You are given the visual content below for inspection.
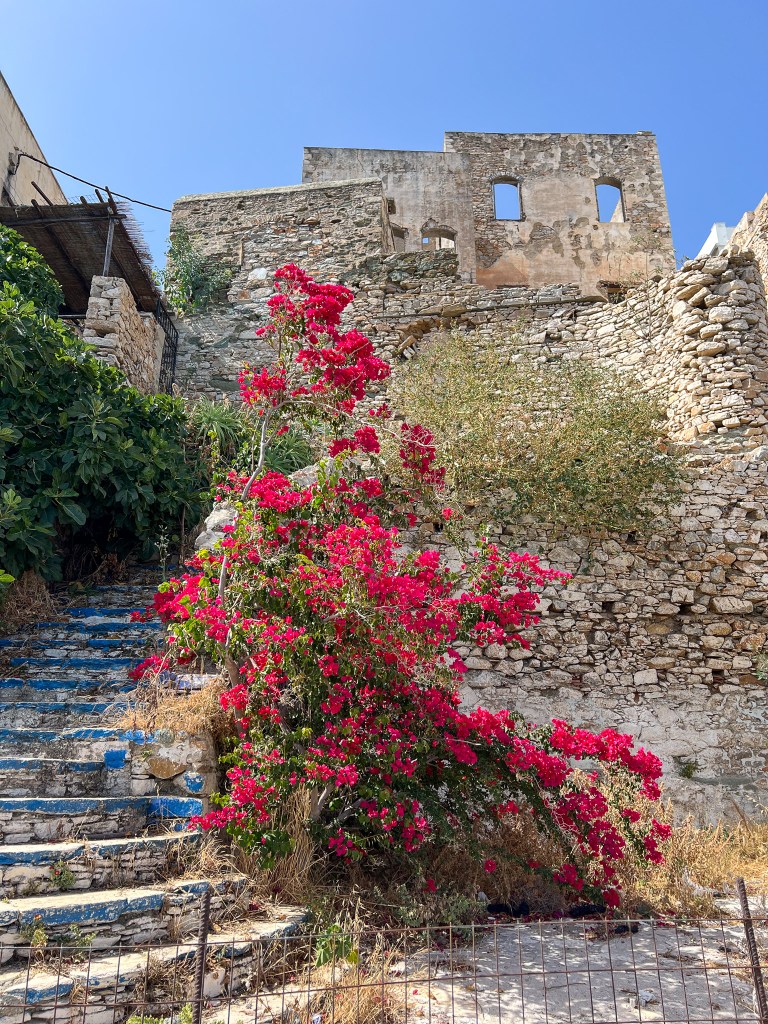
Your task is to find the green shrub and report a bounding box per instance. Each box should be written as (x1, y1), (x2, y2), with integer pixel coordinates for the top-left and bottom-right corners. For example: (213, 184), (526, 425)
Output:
(391, 329), (685, 532)
(189, 396), (314, 477)
(0, 226), (206, 580)
(155, 227), (232, 315)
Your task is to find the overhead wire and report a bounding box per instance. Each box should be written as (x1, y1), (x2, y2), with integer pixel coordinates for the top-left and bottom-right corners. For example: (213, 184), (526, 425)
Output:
(16, 153), (172, 212)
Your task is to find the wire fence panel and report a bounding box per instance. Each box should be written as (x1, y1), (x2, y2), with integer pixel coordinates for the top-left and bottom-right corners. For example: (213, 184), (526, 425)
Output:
(0, 915), (766, 1024)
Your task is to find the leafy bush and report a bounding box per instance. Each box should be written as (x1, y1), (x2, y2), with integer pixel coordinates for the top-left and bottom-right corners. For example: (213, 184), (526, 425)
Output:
(143, 265), (670, 909)
(390, 330), (685, 532)
(0, 226), (206, 579)
(0, 227), (62, 316)
(188, 396), (314, 477)
(155, 227), (232, 316)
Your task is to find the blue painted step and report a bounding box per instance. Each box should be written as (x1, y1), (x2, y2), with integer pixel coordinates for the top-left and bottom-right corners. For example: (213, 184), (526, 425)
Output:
(0, 874), (230, 934)
(0, 831), (198, 868)
(68, 606), (151, 618)
(9, 655), (135, 670)
(0, 754), (117, 797)
(0, 700), (133, 732)
(0, 795), (202, 843)
(36, 619), (162, 633)
(0, 676), (135, 696)
(0, 636), (154, 651)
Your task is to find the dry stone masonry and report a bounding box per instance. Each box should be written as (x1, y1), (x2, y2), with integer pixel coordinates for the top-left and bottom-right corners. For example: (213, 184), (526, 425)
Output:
(169, 131), (768, 820)
(83, 276), (165, 392)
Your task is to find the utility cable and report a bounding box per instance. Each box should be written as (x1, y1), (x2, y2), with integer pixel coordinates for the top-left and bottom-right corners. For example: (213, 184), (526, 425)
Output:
(16, 153), (172, 212)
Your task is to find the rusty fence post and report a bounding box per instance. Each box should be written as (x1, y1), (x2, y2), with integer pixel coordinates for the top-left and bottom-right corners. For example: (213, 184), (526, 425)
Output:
(192, 886), (212, 1024)
(737, 876), (768, 1024)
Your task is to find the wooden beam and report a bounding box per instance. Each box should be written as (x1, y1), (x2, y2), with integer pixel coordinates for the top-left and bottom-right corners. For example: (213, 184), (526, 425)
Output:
(30, 199), (92, 303)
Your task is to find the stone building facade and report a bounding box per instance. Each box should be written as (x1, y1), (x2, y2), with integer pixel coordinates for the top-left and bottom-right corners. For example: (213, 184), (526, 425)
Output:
(304, 131), (675, 292)
(170, 133), (768, 820)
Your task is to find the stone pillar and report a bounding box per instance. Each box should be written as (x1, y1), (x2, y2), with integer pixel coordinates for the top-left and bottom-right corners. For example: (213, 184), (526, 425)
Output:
(82, 276), (163, 392)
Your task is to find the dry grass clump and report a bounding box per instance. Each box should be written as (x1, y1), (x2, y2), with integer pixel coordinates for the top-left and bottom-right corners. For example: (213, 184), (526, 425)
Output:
(616, 808), (768, 916)
(260, 939), (405, 1024)
(235, 788), (322, 906)
(0, 571), (59, 634)
(120, 672), (230, 741)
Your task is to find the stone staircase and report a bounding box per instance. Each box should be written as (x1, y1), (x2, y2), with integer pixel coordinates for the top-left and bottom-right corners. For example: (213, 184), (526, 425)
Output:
(0, 567), (303, 1023)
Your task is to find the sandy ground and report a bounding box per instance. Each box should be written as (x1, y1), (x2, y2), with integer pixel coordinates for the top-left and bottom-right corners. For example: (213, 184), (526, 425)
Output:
(202, 915), (765, 1024)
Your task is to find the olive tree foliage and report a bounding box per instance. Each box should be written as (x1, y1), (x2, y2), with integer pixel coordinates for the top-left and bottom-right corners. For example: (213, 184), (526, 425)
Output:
(389, 330), (685, 533)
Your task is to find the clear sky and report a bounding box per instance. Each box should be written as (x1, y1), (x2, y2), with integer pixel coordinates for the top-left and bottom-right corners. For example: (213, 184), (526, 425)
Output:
(1, 0), (766, 268)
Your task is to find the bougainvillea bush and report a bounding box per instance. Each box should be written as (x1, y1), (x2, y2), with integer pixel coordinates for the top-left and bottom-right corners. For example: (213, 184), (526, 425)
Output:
(146, 264), (670, 908)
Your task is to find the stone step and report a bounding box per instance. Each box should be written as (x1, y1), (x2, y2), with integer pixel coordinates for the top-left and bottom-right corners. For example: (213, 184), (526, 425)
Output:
(0, 701), (131, 730)
(0, 795), (201, 844)
(0, 875), (242, 954)
(7, 656), (136, 680)
(35, 619), (161, 633)
(0, 832), (200, 897)
(0, 677), (134, 699)
(1, 639), (153, 658)
(0, 755), (117, 798)
(0, 725), (131, 759)
(0, 908), (305, 1022)
(68, 598), (152, 614)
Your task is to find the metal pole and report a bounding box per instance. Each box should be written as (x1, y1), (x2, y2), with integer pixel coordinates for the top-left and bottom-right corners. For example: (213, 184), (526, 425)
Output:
(191, 886), (212, 1024)
(737, 877), (768, 1024)
(102, 215), (116, 276)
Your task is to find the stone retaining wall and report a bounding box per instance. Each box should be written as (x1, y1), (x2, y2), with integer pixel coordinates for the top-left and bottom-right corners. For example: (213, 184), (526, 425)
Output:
(169, 184), (768, 819)
(83, 276), (164, 392)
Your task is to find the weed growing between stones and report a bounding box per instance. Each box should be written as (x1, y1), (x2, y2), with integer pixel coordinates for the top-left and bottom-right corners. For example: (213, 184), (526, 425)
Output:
(49, 859), (76, 891)
(389, 328), (685, 533)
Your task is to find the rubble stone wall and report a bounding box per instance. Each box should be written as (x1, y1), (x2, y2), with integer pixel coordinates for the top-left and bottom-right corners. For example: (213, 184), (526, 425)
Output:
(730, 192), (768, 292)
(170, 179), (390, 395)
(169, 182), (768, 819)
(83, 276), (163, 392)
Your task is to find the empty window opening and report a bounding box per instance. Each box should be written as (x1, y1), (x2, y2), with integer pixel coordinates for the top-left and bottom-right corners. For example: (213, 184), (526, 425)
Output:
(387, 198), (397, 214)
(595, 180), (625, 223)
(599, 281), (628, 304)
(421, 229), (456, 252)
(493, 180), (522, 220)
(391, 226), (407, 253)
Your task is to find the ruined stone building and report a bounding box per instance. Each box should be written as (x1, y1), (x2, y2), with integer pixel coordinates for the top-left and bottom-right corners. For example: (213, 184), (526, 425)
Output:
(169, 131), (768, 820)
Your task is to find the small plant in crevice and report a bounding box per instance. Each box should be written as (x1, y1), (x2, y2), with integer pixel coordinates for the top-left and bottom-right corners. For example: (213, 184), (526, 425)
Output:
(20, 915), (48, 949)
(676, 758), (700, 780)
(155, 228), (232, 316)
(49, 859), (76, 891)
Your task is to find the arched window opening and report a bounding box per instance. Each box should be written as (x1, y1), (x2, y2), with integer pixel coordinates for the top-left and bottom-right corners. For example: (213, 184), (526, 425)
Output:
(493, 179), (522, 220)
(421, 228), (456, 252)
(595, 180), (625, 223)
(391, 225), (407, 253)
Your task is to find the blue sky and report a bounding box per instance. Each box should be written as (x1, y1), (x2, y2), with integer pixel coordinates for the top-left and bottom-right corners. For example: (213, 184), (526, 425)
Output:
(1, 0), (766, 268)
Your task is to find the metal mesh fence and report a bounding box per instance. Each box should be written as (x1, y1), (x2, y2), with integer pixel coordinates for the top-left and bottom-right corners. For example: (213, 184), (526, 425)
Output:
(1, 908), (767, 1024)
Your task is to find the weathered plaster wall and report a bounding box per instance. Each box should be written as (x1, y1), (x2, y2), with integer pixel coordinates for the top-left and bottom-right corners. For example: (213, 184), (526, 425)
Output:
(303, 147), (477, 281)
(0, 73), (67, 206)
(170, 179), (391, 394)
(445, 132), (675, 291)
(303, 132), (674, 292)
(83, 276), (163, 392)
